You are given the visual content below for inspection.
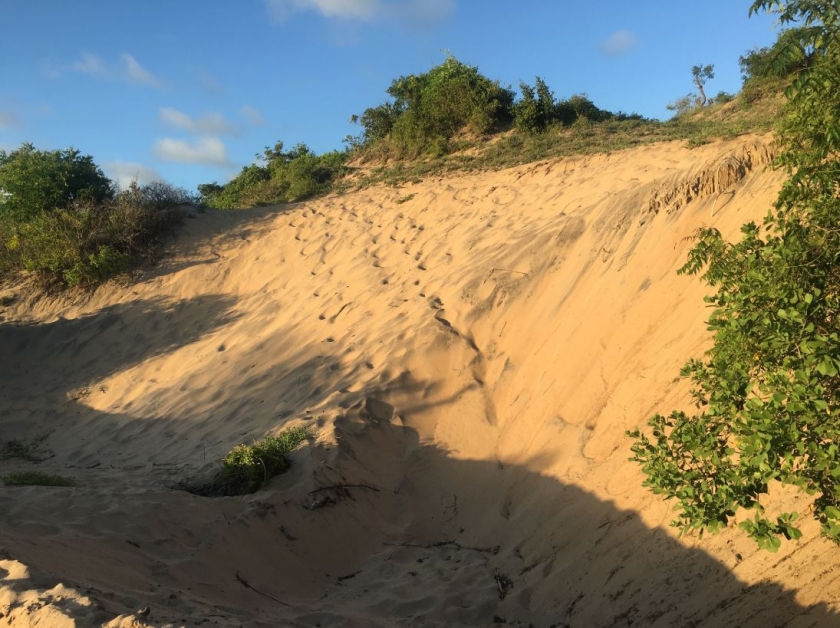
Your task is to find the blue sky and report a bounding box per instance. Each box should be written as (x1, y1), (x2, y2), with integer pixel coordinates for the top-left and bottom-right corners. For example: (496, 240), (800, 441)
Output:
(0, 0), (780, 192)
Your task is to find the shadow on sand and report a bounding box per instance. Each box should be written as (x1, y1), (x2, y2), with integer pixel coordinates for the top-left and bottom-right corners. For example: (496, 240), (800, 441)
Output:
(0, 293), (837, 627)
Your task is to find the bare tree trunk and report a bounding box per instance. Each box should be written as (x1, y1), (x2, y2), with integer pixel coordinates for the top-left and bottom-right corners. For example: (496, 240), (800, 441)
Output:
(695, 81), (708, 107)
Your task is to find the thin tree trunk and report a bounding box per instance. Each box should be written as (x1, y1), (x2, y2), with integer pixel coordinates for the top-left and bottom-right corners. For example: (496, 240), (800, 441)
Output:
(696, 81), (708, 107)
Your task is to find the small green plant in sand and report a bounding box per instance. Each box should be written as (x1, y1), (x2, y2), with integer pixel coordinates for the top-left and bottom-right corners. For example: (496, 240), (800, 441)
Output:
(2, 471), (74, 487)
(184, 427), (309, 497)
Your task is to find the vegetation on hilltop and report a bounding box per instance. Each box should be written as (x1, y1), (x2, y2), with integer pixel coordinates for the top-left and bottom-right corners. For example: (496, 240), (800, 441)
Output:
(201, 47), (790, 209)
(0, 144), (193, 288)
(1, 25), (798, 288)
(350, 55), (516, 158)
(630, 0), (840, 551)
(199, 141), (346, 210)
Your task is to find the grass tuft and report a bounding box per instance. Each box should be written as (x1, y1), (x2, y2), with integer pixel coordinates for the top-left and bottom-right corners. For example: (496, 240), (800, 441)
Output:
(181, 427), (310, 497)
(3, 471), (74, 487)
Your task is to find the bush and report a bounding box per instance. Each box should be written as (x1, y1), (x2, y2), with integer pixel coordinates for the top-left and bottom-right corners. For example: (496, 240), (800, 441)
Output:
(630, 0), (840, 551)
(182, 427), (309, 497)
(2, 471), (74, 487)
(0, 144), (113, 221)
(352, 55), (515, 157)
(667, 93), (703, 118)
(739, 26), (814, 84)
(559, 93), (613, 123)
(712, 91), (737, 105)
(0, 180), (188, 287)
(200, 142), (347, 210)
(514, 77), (558, 133)
(739, 26), (815, 105)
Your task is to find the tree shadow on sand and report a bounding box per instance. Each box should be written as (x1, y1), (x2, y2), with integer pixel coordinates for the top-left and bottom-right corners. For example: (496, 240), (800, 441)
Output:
(0, 294), (240, 448)
(0, 296), (838, 626)
(0, 387), (838, 626)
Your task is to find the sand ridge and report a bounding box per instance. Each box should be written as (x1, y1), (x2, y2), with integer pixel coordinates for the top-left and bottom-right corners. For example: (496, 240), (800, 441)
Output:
(2, 135), (838, 626)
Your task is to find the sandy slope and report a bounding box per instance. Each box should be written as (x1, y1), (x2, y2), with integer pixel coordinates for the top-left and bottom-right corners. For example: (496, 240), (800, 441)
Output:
(2, 135), (839, 627)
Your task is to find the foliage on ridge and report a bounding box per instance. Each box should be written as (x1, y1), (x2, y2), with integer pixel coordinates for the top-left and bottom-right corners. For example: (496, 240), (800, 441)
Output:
(0, 144), (193, 288)
(199, 142), (347, 210)
(629, 0), (840, 551)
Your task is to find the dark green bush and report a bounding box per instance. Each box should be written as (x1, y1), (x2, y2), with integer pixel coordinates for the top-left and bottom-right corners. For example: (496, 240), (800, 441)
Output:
(740, 26), (814, 83)
(353, 55), (514, 157)
(514, 77), (558, 133)
(739, 26), (814, 104)
(200, 142), (347, 209)
(0, 144), (113, 221)
(559, 93), (613, 123)
(0, 180), (187, 287)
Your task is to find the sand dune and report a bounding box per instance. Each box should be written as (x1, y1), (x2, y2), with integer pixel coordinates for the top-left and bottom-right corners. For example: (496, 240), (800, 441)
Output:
(2, 135), (839, 626)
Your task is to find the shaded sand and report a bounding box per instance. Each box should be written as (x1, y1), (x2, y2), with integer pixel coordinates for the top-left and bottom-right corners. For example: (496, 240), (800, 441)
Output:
(2, 135), (839, 626)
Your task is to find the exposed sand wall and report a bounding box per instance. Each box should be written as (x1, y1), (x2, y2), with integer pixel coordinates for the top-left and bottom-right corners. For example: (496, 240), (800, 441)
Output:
(2, 135), (838, 626)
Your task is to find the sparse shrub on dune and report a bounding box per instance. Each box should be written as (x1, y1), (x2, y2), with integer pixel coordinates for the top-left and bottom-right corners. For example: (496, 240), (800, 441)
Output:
(199, 142), (347, 209)
(2, 471), (74, 487)
(0, 170), (191, 288)
(181, 427), (310, 497)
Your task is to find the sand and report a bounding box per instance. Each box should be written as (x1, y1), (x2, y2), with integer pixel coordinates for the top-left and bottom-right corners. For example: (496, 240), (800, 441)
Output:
(2, 135), (839, 626)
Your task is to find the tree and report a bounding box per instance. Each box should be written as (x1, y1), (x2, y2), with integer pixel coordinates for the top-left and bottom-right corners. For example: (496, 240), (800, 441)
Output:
(691, 64), (715, 106)
(629, 0), (840, 551)
(0, 144), (113, 221)
(739, 26), (815, 82)
(350, 55), (515, 156)
(514, 77), (557, 132)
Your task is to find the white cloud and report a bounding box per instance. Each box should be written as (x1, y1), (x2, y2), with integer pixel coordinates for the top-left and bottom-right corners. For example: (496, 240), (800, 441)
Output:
(159, 107), (238, 135)
(0, 111), (20, 130)
(265, 0), (453, 26)
(152, 136), (231, 167)
(72, 52), (108, 76)
(104, 161), (162, 189)
(600, 30), (638, 57)
(67, 52), (165, 88)
(266, 0), (378, 21)
(241, 105), (265, 126)
(121, 54), (165, 88)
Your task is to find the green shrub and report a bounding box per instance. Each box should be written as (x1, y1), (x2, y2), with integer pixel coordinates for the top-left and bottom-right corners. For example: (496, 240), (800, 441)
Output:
(353, 55), (515, 157)
(667, 93), (703, 118)
(0, 180), (187, 287)
(558, 93), (613, 123)
(739, 26), (814, 84)
(514, 77), (558, 133)
(3, 471), (74, 487)
(630, 0), (840, 550)
(0, 144), (113, 221)
(184, 427), (309, 497)
(712, 91), (737, 105)
(200, 142), (346, 210)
